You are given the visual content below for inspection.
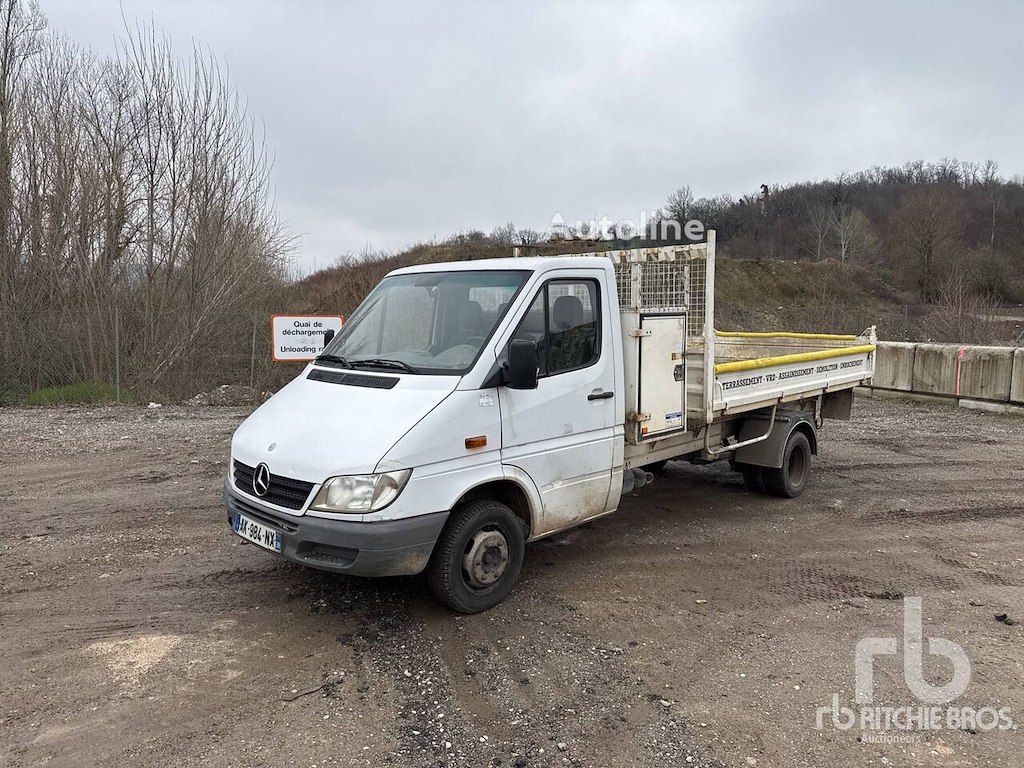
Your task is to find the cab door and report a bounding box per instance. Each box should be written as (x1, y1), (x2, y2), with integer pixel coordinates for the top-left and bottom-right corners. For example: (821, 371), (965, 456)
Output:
(498, 272), (617, 536)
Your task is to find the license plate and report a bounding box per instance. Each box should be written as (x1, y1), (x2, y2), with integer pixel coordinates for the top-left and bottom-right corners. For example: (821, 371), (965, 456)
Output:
(233, 512), (282, 553)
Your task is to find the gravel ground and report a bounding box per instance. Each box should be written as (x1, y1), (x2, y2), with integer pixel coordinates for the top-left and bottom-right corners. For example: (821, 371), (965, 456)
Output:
(1, 397), (1022, 768)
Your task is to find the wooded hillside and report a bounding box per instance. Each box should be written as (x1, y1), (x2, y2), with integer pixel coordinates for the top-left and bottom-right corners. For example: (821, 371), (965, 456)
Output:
(291, 161), (1024, 363)
(660, 159), (1024, 305)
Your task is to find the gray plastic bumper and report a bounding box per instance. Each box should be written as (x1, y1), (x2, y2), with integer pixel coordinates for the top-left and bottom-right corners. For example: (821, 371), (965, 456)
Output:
(222, 480), (447, 577)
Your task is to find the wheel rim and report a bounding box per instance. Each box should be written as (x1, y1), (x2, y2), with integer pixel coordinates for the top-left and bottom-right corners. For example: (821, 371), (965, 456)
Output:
(788, 443), (808, 488)
(462, 527), (509, 589)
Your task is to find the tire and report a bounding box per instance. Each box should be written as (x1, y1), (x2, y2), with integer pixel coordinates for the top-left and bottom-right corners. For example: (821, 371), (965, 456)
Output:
(738, 463), (766, 493)
(427, 499), (525, 613)
(646, 459), (669, 473)
(762, 430), (812, 498)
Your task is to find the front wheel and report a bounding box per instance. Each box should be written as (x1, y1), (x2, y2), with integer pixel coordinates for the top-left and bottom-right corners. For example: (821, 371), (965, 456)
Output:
(427, 500), (525, 613)
(762, 430), (812, 498)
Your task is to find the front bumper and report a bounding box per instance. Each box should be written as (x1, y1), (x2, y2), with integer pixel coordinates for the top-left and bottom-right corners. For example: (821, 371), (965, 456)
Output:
(222, 480), (447, 577)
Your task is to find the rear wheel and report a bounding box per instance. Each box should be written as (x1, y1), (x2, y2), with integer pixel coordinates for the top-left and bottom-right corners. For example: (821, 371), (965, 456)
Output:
(762, 430), (812, 498)
(427, 500), (525, 613)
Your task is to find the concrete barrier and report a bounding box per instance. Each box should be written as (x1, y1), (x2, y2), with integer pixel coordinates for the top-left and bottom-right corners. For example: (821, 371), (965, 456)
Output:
(911, 343), (1014, 402)
(959, 398), (1024, 417)
(911, 344), (959, 397)
(873, 342), (916, 391)
(958, 345), (1014, 402)
(868, 341), (1023, 414)
(1013, 349), (1024, 405)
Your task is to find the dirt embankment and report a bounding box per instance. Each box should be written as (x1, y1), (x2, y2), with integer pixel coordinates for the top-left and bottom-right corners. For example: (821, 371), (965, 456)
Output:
(1, 399), (1022, 767)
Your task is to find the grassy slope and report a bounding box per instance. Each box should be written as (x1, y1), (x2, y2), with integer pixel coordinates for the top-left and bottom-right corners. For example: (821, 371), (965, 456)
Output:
(713, 257), (907, 337)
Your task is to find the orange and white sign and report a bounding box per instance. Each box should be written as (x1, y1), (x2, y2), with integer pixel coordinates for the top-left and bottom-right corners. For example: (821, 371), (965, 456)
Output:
(271, 315), (343, 361)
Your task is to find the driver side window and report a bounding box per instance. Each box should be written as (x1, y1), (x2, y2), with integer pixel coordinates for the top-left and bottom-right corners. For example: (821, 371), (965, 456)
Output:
(511, 279), (600, 377)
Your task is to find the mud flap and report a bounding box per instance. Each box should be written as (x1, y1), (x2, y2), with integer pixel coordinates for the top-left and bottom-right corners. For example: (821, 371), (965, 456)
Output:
(733, 410), (817, 469)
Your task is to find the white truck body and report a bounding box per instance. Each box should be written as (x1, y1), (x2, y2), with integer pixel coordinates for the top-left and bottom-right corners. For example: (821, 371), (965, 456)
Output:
(223, 231), (876, 611)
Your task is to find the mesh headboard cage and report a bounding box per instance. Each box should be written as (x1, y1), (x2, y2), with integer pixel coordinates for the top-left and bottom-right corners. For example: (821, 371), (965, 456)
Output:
(554, 242), (712, 341)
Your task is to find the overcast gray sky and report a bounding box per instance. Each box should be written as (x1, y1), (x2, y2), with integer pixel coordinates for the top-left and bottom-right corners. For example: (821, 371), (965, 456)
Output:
(43, 0), (1023, 275)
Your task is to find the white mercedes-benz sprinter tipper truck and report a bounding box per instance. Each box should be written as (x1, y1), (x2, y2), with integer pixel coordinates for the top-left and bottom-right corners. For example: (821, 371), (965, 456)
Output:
(223, 232), (876, 612)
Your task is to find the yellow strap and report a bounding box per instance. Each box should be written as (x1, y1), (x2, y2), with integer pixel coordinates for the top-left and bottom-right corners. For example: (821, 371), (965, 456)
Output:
(715, 330), (859, 341)
(715, 344), (876, 375)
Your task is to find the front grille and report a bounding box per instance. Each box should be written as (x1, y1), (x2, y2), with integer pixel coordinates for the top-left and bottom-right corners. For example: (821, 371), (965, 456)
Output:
(232, 460), (315, 511)
(226, 492), (300, 533)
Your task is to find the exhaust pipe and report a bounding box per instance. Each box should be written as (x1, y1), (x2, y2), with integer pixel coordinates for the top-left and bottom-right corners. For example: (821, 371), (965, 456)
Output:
(622, 468), (655, 494)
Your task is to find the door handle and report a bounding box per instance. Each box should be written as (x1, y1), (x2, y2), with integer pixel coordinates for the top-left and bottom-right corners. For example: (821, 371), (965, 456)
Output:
(588, 390), (614, 400)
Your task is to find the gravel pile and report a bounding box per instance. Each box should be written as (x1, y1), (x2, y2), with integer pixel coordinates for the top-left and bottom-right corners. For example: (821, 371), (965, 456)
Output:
(186, 384), (264, 407)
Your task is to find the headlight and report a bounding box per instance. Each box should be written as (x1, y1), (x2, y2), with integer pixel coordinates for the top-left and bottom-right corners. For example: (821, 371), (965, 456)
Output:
(310, 470), (411, 513)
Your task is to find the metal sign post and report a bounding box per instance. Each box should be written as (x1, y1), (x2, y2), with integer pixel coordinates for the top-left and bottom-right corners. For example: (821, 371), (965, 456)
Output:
(249, 315), (258, 387)
(114, 307), (121, 403)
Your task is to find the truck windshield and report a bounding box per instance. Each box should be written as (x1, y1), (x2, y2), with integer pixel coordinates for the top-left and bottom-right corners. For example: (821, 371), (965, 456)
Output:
(320, 270), (529, 375)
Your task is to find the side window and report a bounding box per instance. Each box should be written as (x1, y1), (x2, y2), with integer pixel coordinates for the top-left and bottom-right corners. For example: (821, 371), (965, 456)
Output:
(511, 291), (548, 376)
(511, 279), (600, 377)
(547, 280), (599, 374)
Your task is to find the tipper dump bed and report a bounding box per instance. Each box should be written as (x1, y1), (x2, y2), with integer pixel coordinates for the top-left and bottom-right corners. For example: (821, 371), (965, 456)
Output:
(560, 232), (876, 444)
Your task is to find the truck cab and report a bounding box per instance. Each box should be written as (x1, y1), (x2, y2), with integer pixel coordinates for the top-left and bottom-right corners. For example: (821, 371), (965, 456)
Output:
(225, 257), (624, 612)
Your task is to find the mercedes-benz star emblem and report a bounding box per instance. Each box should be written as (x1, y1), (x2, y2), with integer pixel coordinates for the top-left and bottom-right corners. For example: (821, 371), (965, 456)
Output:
(253, 462), (271, 497)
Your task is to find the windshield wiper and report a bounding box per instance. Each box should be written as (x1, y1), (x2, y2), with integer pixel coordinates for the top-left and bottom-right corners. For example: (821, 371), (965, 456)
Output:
(314, 353), (353, 369)
(351, 358), (419, 374)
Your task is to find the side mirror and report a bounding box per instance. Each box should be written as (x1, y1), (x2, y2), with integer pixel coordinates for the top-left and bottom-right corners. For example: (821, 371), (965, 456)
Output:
(323, 329), (335, 345)
(506, 339), (539, 390)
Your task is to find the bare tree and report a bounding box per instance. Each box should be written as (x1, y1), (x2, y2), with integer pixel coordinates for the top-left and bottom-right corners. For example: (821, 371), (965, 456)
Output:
(826, 171), (851, 208)
(664, 185), (693, 224)
(981, 159), (1001, 248)
(928, 270), (997, 344)
(890, 186), (964, 301)
(0, 1), (289, 401)
(489, 221), (517, 244)
(516, 228), (541, 245)
(802, 203), (833, 261)
(833, 207), (876, 263)
(0, 0), (45, 392)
